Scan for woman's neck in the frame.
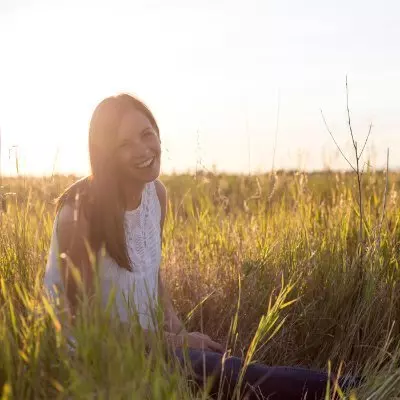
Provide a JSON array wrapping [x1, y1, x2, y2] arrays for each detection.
[[121, 180, 146, 211]]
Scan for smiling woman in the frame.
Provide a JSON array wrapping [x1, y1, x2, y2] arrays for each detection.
[[41, 92, 361, 399]]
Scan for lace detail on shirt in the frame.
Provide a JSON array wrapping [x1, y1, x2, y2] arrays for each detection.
[[123, 182, 162, 276]]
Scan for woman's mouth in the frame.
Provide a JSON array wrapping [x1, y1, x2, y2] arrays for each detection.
[[135, 156, 156, 169]]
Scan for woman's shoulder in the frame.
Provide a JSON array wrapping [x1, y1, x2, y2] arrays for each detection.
[[57, 201, 85, 225], [57, 201, 89, 236], [153, 179, 167, 225], [56, 177, 92, 225], [153, 179, 166, 204], [56, 191, 90, 245]]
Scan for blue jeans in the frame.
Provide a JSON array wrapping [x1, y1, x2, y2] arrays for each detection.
[[173, 348, 357, 400]]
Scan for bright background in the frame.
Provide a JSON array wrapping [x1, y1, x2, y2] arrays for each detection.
[[0, 0, 399, 176]]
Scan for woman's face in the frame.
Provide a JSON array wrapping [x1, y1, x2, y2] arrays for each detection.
[[115, 108, 161, 183]]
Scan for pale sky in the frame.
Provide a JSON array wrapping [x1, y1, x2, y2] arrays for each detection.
[[0, 0, 399, 176]]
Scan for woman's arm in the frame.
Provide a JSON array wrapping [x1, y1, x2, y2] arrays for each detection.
[[154, 179, 224, 353], [159, 273, 187, 334], [154, 179, 187, 334]]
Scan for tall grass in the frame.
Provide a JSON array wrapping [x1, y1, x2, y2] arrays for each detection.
[[1, 170, 400, 398]]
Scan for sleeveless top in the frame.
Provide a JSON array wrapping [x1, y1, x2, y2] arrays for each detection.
[[43, 181, 162, 331]]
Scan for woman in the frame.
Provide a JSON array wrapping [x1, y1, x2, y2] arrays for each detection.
[[44, 94, 355, 399]]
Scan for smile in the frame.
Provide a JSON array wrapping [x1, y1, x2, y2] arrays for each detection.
[[136, 156, 155, 169]]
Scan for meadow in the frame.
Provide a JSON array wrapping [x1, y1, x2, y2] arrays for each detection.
[[1, 170, 400, 399]]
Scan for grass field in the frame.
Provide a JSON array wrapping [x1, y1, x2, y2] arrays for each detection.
[[1, 170, 400, 399]]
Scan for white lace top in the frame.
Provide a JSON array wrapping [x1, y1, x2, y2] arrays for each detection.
[[44, 181, 162, 330]]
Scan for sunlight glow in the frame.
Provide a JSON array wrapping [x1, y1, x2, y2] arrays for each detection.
[[1, 0, 399, 175]]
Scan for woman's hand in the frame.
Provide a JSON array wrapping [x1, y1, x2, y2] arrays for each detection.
[[184, 332, 225, 353]]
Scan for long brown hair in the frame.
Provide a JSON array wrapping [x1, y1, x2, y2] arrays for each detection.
[[57, 94, 160, 271]]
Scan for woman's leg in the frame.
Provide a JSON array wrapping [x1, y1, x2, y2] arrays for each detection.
[[173, 348, 356, 400]]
